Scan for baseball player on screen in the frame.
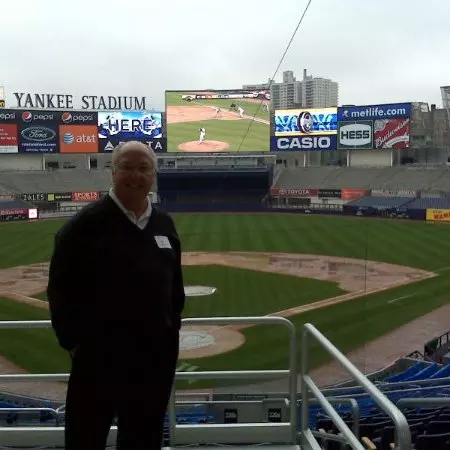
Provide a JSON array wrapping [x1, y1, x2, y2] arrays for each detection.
[[214, 106, 222, 118], [198, 127, 206, 144], [237, 106, 244, 118]]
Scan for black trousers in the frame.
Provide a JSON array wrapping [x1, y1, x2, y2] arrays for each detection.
[[65, 331, 179, 450]]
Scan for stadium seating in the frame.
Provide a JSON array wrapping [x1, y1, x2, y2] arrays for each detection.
[[273, 166, 450, 192], [0, 170, 112, 194], [347, 196, 413, 209], [4, 359, 450, 448], [407, 197, 450, 209]]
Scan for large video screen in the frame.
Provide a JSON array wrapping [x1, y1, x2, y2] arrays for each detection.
[[165, 89, 271, 153]]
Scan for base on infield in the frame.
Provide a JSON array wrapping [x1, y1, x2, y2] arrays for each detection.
[[0, 252, 437, 397], [177, 140, 230, 152]]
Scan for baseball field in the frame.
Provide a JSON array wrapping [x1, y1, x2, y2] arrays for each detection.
[[165, 91, 270, 153], [0, 213, 449, 394]]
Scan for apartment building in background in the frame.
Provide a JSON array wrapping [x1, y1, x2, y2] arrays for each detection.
[[442, 85, 450, 123], [243, 69, 339, 109], [300, 69, 339, 109]]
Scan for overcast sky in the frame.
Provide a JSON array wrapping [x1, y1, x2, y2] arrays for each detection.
[[1, 0, 449, 111]]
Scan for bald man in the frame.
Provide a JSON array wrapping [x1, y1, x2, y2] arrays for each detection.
[[47, 141, 185, 450]]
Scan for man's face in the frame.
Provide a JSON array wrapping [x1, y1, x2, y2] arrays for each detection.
[[112, 146, 154, 203]]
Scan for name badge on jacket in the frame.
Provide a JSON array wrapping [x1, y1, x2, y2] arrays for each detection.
[[154, 235, 172, 249]]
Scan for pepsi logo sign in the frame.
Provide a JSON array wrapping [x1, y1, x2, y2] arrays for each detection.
[[62, 112, 73, 123], [21, 111, 32, 122], [21, 127, 56, 142], [61, 112, 94, 123], [0, 113, 16, 120], [21, 111, 55, 122]]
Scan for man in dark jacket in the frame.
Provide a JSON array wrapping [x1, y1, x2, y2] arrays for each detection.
[[47, 141, 185, 450]]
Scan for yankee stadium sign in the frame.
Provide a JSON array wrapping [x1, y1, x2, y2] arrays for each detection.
[[12, 92, 148, 111]]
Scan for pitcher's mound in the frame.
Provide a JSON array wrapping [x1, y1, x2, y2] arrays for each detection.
[[178, 140, 230, 152]]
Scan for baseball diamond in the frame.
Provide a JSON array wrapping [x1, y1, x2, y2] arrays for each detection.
[[0, 212, 450, 399]]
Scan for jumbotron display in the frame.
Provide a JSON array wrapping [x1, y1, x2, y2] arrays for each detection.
[[165, 89, 271, 153]]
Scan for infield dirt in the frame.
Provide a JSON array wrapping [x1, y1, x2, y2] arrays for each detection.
[[0, 252, 435, 363]]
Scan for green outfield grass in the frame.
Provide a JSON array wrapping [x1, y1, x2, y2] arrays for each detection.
[[0, 214, 449, 389], [167, 120, 269, 152]]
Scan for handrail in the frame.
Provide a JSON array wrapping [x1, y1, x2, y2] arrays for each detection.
[[324, 375, 450, 393], [168, 316, 298, 446], [297, 397, 360, 438], [0, 407, 59, 424], [301, 323, 412, 450], [0, 318, 297, 447], [397, 397, 450, 409]]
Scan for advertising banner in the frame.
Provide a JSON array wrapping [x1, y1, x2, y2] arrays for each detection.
[[426, 209, 450, 222], [0, 194, 14, 200], [372, 189, 417, 198], [58, 111, 97, 125], [270, 135, 337, 151], [0, 208, 27, 216], [59, 125, 98, 153], [272, 107, 337, 151], [374, 118, 410, 149], [72, 192, 99, 202], [18, 123, 58, 153], [0, 124, 18, 153], [318, 189, 342, 198], [46, 192, 73, 202], [274, 108, 338, 136], [341, 188, 369, 201], [270, 188, 318, 197], [337, 121, 373, 149], [98, 111, 166, 152], [21, 193, 46, 202], [0, 111, 18, 153], [0, 108, 165, 153], [338, 103, 411, 121]]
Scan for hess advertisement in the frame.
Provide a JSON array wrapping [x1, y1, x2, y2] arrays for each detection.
[[338, 121, 373, 149], [98, 111, 166, 152], [271, 108, 337, 151]]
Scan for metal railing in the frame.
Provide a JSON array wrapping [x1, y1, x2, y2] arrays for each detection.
[[0, 407, 60, 425], [300, 323, 412, 450], [298, 397, 360, 438], [0, 317, 298, 448], [397, 397, 450, 410], [168, 316, 298, 446]]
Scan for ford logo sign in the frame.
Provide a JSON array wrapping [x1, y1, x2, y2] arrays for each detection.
[[21, 127, 56, 142]]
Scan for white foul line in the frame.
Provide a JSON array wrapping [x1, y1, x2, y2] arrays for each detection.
[[387, 294, 416, 304]]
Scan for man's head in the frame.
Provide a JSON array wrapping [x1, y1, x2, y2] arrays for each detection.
[[111, 141, 156, 208]]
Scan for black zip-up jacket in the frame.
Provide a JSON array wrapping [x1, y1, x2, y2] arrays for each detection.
[[47, 195, 185, 352]]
